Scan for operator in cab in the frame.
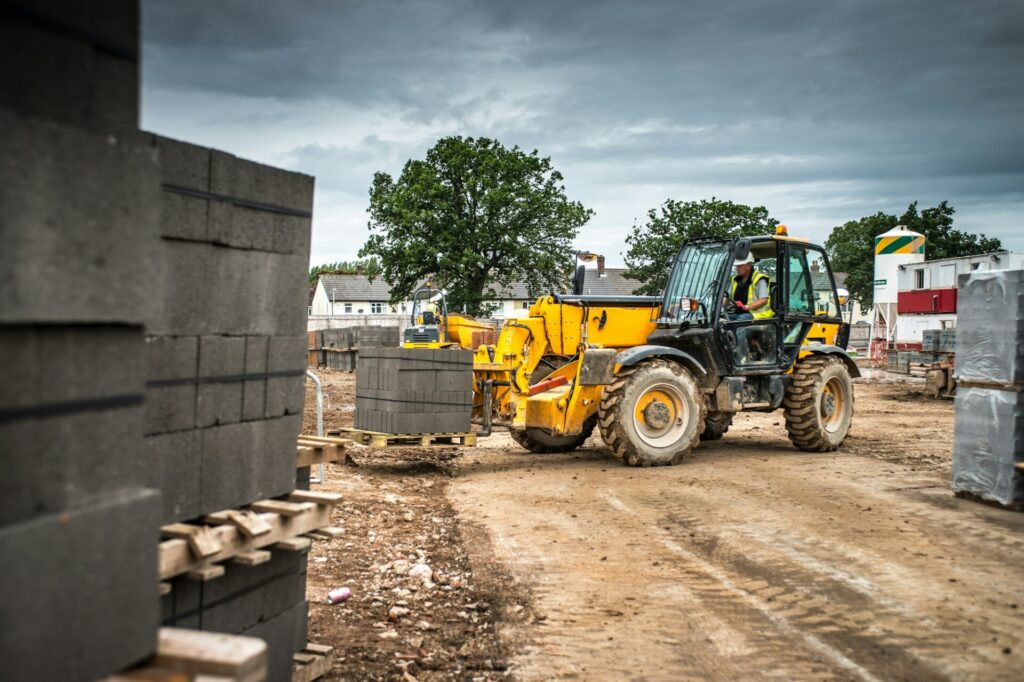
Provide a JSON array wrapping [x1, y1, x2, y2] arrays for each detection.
[[730, 254, 772, 320]]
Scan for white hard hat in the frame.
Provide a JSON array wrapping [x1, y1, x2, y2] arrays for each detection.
[[734, 254, 755, 266]]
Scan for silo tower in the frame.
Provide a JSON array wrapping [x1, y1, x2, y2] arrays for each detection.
[[870, 225, 925, 356]]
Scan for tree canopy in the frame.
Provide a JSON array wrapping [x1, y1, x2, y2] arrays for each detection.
[[308, 258, 381, 285], [825, 201, 1002, 307], [623, 198, 778, 295], [359, 136, 593, 316]]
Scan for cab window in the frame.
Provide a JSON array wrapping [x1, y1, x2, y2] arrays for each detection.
[[786, 245, 838, 318]]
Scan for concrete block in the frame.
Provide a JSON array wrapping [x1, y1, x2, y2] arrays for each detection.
[[201, 415, 300, 514], [0, 325, 144, 410], [0, 404, 146, 525], [266, 336, 306, 418], [146, 336, 199, 381], [154, 136, 211, 191], [199, 336, 247, 377], [3, 0, 139, 58], [208, 201, 277, 252], [241, 604, 302, 682], [0, 18, 138, 134], [197, 380, 244, 428], [0, 111, 159, 323], [142, 431, 202, 523], [161, 190, 209, 242], [145, 384, 198, 435], [200, 422, 256, 513], [210, 150, 315, 214], [293, 600, 309, 652], [0, 488, 160, 682]]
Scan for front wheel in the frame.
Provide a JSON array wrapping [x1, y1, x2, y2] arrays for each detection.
[[783, 356, 854, 451], [598, 359, 706, 466]]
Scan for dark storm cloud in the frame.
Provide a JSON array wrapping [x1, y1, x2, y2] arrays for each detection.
[[142, 0, 1024, 263]]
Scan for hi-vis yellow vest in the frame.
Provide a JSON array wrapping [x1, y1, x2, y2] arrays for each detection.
[[732, 271, 773, 319]]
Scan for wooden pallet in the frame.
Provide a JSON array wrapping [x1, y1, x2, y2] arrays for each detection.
[[103, 627, 268, 682], [292, 643, 334, 682], [331, 427, 477, 448], [158, 490, 344, 586], [297, 435, 351, 467]]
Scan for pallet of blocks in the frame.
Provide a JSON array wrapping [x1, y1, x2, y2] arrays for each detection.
[[951, 269, 1024, 509], [354, 347, 474, 436], [158, 491, 343, 680]]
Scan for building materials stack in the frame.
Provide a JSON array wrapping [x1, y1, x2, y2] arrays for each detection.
[[144, 134, 315, 680], [1, 3, 321, 678], [355, 348, 474, 434], [951, 269, 1024, 508], [314, 325, 401, 370], [0, 3, 161, 679]]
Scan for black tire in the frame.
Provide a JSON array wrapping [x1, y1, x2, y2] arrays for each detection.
[[509, 416, 597, 454], [783, 355, 854, 452], [701, 411, 733, 441], [598, 359, 706, 466]]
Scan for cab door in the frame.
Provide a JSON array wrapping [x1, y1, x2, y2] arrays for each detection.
[[781, 243, 843, 360]]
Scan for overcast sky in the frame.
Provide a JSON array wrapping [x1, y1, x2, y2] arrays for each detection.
[[141, 0, 1024, 267]]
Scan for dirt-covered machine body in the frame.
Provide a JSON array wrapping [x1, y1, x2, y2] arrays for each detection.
[[472, 232, 860, 464]]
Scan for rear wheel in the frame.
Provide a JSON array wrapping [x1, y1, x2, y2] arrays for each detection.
[[598, 359, 705, 466], [783, 356, 854, 451], [510, 416, 597, 454], [701, 411, 733, 441]]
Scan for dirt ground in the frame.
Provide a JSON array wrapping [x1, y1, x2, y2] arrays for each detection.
[[303, 368, 1024, 681]]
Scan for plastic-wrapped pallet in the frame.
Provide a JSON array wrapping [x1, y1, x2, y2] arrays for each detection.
[[356, 348, 473, 434], [955, 270, 1024, 385], [951, 386, 1024, 506], [922, 330, 939, 353]]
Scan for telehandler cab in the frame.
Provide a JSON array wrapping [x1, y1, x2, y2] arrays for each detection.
[[472, 228, 858, 466]]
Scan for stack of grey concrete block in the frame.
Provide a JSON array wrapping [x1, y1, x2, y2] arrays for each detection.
[[318, 325, 400, 370], [1, 2, 316, 678], [952, 269, 1024, 507], [141, 134, 310, 522], [356, 348, 473, 434], [0, 3, 160, 679], [139, 134, 314, 675], [161, 551, 309, 681]]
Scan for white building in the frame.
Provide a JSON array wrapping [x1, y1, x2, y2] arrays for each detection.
[[892, 251, 1024, 343], [309, 274, 409, 317]]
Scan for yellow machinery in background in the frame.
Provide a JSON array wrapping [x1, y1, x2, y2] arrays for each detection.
[[472, 229, 859, 465], [402, 286, 494, 350]]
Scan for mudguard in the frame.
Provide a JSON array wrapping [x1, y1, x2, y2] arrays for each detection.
[[803, 344, 861, 378], [615, 344, 707, 375]]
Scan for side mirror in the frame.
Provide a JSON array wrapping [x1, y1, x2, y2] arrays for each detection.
[[734, 239, 751, 261]]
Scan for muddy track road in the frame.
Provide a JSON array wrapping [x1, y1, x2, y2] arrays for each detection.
[[450, 381, 1024, 680]]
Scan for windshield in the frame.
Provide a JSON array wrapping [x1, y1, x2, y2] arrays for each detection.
[[660, 242, 730, 323]]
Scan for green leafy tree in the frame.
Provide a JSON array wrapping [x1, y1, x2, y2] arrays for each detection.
[[308, 258, 381, 285], [623, 198, 778, 295], [359, 136, 593, 316], [826, 201, 1002, 307]]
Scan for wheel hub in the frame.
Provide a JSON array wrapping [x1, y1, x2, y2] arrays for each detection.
[[822, 392, 836, 417], [643, 400, 672, 429]]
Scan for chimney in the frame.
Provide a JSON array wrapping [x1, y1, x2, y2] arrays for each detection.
[[598, 255, 606, 277], [810, 262, 820, 273]]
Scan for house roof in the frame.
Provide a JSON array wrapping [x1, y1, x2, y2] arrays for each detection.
[[578, 268, 643, 296], [319, 274, 393, 302]]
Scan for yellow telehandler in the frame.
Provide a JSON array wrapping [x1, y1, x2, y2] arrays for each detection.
[[402, 285, 494, 350], [472, 229, 858, 465]]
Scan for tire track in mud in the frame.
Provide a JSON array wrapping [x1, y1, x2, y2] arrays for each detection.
[[605, 462, 1024, 680]]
